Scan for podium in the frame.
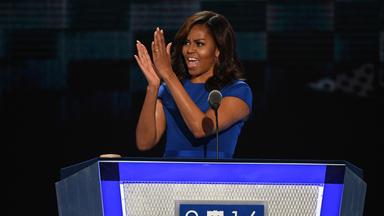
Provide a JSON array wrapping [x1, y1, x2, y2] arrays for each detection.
[[55, 158, 366, 216]]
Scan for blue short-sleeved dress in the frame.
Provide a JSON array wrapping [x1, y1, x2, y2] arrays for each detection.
[[158, 79, 252, 159]]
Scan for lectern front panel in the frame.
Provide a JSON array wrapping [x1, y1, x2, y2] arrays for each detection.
[[99, 161, 344, 216]]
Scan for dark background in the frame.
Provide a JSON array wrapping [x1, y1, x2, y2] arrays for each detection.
[[2, 0, 382, 215]]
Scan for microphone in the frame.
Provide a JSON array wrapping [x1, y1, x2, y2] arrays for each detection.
[[208, 90, 222, 160], [208, 90, 222, 110]]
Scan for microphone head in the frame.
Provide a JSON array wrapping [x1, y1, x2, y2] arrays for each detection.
[[208, 90, 222, 110]]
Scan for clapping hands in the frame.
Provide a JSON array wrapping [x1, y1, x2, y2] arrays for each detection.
[[134, 27, 173, 87]]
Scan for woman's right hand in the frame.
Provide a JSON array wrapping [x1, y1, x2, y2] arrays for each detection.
[[134, 40, 160, 87]]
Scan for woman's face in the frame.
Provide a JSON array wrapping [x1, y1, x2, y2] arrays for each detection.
[[182, 24, 220, 83]]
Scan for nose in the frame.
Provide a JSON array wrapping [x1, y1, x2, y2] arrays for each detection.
[[186, 44, 196, 54]]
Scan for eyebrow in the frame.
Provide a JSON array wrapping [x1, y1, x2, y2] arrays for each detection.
[[186, 38, 206, 42]]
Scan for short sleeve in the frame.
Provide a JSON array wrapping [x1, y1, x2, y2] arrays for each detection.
[[222, 80, 253, 111], [157, 83, 166, 100]]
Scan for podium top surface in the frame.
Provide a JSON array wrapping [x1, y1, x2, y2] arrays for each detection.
[[59, 157, 363, 181]]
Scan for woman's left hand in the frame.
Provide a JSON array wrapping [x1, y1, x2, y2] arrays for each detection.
[[152, 27, 173, 80]]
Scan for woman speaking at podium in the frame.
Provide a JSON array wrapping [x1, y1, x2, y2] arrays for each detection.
[[134, 11, 252, 159]]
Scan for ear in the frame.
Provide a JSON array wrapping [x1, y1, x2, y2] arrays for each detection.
[[215, 48, 220, 59]]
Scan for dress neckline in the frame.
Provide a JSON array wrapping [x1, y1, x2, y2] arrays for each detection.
[[185, 79, 205, 85]]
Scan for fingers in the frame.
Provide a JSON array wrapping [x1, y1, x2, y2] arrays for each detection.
[[153, 31, 160, 57], [135, 41, 145, 68], [158, 28, 165, 51], [134, 54, 141, 67], [136, 41, 151, 65], [166, 42, 172, 56], [136, 40, 147, 59], [136, 40, 156, 74], [135, 42, 145, 68], [134, 53, 148, 74], [153, 27, 167, 56], [151, 40, 156, 57], [138, 41, 152, 65], [136, 41, 144, 60]]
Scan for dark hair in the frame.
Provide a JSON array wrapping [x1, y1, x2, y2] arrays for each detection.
[[171, 11, 244, 91]]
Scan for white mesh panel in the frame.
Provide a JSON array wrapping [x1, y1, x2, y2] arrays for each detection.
[[121, 182, 323, 216]]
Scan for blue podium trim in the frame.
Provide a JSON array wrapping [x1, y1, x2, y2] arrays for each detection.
[[117, 161, 329, 184], [100, 181, 123, 216], [321, 184, 343, 216]]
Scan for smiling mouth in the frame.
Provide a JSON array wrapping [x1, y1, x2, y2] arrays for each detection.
[[186, 57, 199, 68]]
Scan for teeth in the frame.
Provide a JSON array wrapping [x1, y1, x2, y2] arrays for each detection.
[[188, 57, 198, 61]]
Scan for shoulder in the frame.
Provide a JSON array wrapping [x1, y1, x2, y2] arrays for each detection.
[[222, 80, 252, 96], [221, 80, 253, 109]]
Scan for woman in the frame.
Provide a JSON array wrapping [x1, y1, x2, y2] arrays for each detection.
[[134, 11, 252, 159]]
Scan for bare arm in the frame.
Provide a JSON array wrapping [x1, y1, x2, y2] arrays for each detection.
[[135, 87, 166, 150], [134, 40, 166, 150]]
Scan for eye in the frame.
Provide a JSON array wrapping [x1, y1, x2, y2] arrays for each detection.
[[196, 42, 204, 47], [183, 40, 190, 46]]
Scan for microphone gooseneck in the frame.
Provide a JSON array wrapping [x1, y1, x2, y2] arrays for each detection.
[[208, 90, 222, 160]]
